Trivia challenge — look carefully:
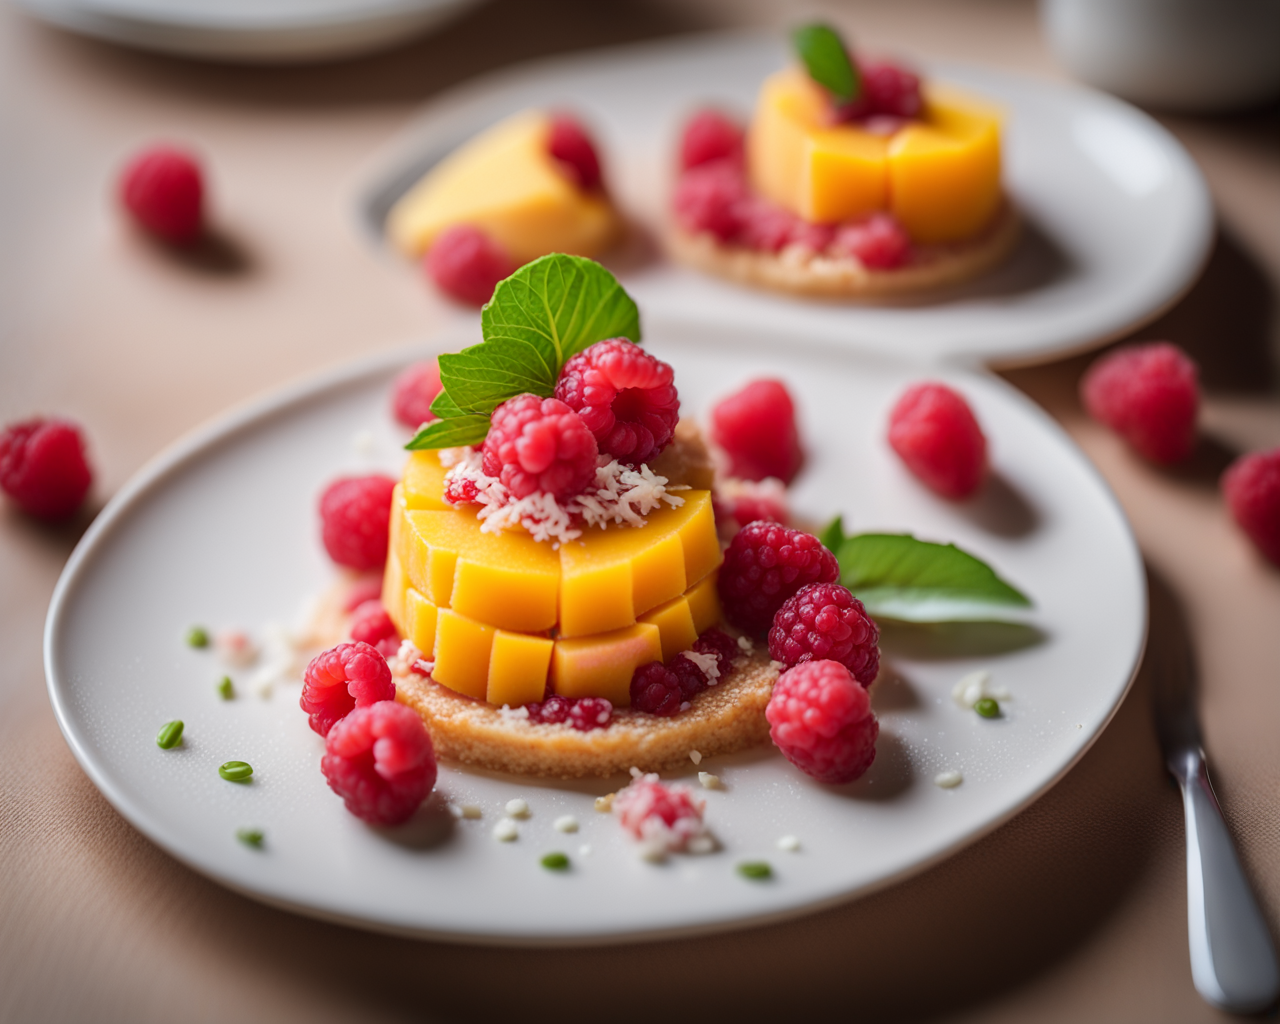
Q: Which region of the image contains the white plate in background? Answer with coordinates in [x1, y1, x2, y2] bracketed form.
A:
[45, 320, 1145, 943]
[360, 34, 1212, 368]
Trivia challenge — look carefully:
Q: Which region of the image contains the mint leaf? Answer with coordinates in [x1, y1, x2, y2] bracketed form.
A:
[818, 515, 846, 554]
[792, 23, 860, 104]
[481, 253, 640, 375]
[406, 254, 641, 451]
[406, 414, 490, 450]
[836, 533, 1031, 623]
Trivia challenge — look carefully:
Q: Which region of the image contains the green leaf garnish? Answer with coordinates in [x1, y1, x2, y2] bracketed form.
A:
[407, 254, 641, 451]
[821, 519, 1031, 623]
[792, 23, 861, 104]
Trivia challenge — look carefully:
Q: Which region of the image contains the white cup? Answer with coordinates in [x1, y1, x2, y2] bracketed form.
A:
[1041, 0, 1280, 112]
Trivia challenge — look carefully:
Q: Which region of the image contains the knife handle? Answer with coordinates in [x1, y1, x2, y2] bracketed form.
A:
[1174, 748, 1280, 1012]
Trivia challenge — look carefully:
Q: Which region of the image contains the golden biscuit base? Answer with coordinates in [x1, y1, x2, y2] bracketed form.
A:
[393, 647, 777, 779]
[666, 201, 1019, 299]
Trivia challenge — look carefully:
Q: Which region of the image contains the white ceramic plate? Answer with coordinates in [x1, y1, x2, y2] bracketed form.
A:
[45, 320, 1145, 944]
[360, 33, 1212, 368]
[16, 0, 484, 63]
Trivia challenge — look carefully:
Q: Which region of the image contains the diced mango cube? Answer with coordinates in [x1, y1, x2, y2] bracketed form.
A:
[639, 594, 698, 662]
[551, 622, 662, 706]
[385, 110, 619, 265]
[404, 587, 439, 657]
[557, 491, 720, 638]
[402, 451, 451, 511]
[432, 608, 495, 700]
[487, 631, 554, 707]
[401, 510, 561, 632]
[382, 545, 408, 635]
[685, 570, 722, 635]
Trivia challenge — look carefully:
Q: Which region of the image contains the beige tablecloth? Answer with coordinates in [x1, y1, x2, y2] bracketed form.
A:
[2, 1, 1278, 1020]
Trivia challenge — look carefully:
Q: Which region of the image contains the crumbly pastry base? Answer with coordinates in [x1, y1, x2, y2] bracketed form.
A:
[393, 649, 777, 779]
[666, 201, 1020, 299]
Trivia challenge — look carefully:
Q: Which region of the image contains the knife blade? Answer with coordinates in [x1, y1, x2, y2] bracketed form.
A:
[1149, 575, 1279, 1012]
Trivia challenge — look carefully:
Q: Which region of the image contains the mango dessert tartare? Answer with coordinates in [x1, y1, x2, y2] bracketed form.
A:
[386, 110, 624, 306]
[669, 23, 1018, 298]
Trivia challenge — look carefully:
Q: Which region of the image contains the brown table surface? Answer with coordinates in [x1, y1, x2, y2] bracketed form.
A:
[2, 0, 1278, 1020]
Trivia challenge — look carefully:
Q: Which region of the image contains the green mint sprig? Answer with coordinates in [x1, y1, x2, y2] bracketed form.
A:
[822, 517, 1031, 623]
[792, 23, 861, 105]
[407, 254, 641, 451]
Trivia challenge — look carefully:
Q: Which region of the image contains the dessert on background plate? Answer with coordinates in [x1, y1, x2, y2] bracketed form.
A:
[669, 23, 1018, 298]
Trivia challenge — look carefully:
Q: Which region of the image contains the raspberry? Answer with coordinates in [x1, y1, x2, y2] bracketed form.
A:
[0, 417, 93, 520]
[788, 220, 837, 253]
[613, 773, 705, 849]
[833, 214, 911, 269]
[555, 339, 680, 466]
[861, 62, 923, 118]
[481, 394, 598, 499]
[569, 696, 613, 731]
[887, 383, 987, 499]
[443, 475, 480, 505]
[631, 661, 683, 716]
[349, 600, 401, 659]
[391, 360, 442, 429]
[694, 628, 740, 676]
[1080, 342, 1199, 464]
[547, 114, 602, 191]
[766, 660, 879, 784]
[300, 641, 396, 737]
[737, 198, 799, 253]
[526, 695, 571, 725]
[710, 379, 803, 484]
[119, 146, 204, 246]
[718, 521, 840, 635]
[669, 654, 709, 701]
[1222, 448, 1280, 566]
[673, 160, 748, 241]
[425, 224, 516, 307]
[321, 700, 437, 826]
[318, 474, 397, 571]
[680, 109, 745, 171]
[768, 583, 880, 685]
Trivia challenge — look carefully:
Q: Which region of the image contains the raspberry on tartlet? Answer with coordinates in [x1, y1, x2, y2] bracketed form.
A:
[481, 393, 599, 500]
[719, 521, 839, 636]
[300, 641, 397, 737]
[321, 700, 437, 826]
[769, 582, 880, 685]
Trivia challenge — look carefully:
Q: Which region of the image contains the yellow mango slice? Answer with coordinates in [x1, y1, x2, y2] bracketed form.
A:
[402, 451, 451, 511]
[638, 594, 698, 662]
[382, 545, 408, 635]
[432, 608, 495, 700]
[888, 85, 1002, 244]
[404, 586, 438, 657]
[385, 110, 619, 265]
[551, 622, 663, 706]
[685, 570, 722, 635]
[557, 491, 720, 638]
[749, 68, 889, 225]
[748, 67, 1002, 244]
[401, 510, 561, 633]
[487, 631, 554, 707]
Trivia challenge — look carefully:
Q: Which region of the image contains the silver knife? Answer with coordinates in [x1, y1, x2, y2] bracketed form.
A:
[1151, 579, 1280, 1012]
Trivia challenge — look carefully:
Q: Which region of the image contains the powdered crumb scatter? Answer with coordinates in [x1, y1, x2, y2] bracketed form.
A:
[777, 835, 801, 852]
[493, 819, 519, 841]
[579, 844, 592, 857]
[554, 815, 579, 833]
[698, 772, 722, 790]
[505, 798, 530, 818]
[737, 635, 754, 653]
[935, 770, 964, 789]
[689, 750, 703, 765]
[595, 794, 614, 813]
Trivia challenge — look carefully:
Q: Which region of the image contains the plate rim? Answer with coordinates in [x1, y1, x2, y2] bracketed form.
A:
[44, 326, 1148, 946]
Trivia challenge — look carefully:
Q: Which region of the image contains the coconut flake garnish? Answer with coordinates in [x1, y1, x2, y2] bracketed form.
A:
[441, 447, 686, 544]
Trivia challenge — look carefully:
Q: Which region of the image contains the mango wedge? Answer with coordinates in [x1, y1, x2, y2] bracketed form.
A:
[386, 110, 620, 264]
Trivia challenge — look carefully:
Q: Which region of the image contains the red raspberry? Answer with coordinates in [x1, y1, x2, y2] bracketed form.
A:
[547, 113, 603, 191]
[694, 628, 739, 676]
[300, 641, 396, 737]
[526, 695, 571, 725]
[321, 700, 437, 826]
[718, 521, 839, 635]
[631, 661, 683, 716]
[888, 383, 987, 499]
[861, 62, 923, 118]
[669, 654, 708, 701]
[613, 774, 704, 845]
[1081, 342, 1199, 464]
[0, 417, 93, 520]
[768, 583, 880, 685]
[555, 339, 680, 466]
[569, 696, 613, 731]
[443, 476, 480, 505]
[349, 599, 401, 659]
[318, 474, 397, 571]
[788, 220, 837, 253]
[673, 160, 748, 242]
[1222, 448, 1280, 566]
[710, 379, 804, 484]
[766, 660, 879, 784]
[680, 109, 745, 171]
[481, 394, 598, 500]
[119, 145, 204, 246]
[737, 198, 799, 253]
[391, 360, 442, 429]
[833, 213, 911, 269]
[425, 224, 516, 307]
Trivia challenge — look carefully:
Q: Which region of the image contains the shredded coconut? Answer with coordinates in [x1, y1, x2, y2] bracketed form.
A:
[769, 660, 787, 673]
[594, 794, 615, 813]
[440, 447, 686, 545]
[613, 772, 710, 859]
[388, 639, 423, 676]
[554, 815, 579, 833]
[497, 704, 530, 722]
[951, 670, 1010, 709]
[684, 650, 721, 683]
[214, 629, 258, 669]
[736, 635, 754, 653]
[449, 804, 482, 820]
[578, 844, 593, 857]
